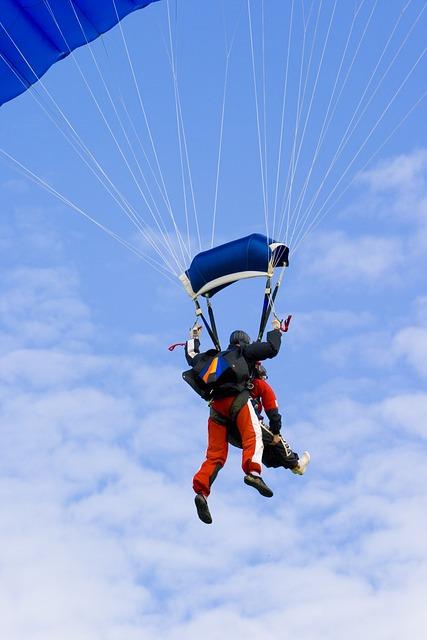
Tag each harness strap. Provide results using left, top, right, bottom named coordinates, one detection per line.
left=209, top=389, right=251, bottom=426
left=209, top=407, right=230, bottom=426
left=194, top=299, right=221, bottom=351
left=230, top=389, right=251, bottom=422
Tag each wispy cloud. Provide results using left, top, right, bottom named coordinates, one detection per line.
left=357, top=149, right=427, bottom=244
left=392, top=326, right=427, bottom=378
left=299, top=230, right=402, bottom=285
left=1, top=154, right=427, bottom=639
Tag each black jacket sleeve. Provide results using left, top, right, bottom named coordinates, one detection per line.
left=266, top=407, right=282, bottom=434
left=242, top=329, right=282, bottom=363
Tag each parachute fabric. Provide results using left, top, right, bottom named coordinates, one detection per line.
left=0, top=0, right=159, bottom=106
left=180, top=233, right=289, bottom=299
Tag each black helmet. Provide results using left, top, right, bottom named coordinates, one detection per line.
left=229, top=330, right=251, bottom=347
left=254, top=362, right=268, bottom=379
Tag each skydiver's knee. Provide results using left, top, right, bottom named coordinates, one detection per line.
left=207, top=452, right=227, bottom=466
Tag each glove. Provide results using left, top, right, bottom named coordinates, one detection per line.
left=272, top=317, right=281, bottom=331
left=189, top=324, right=202, bottom=339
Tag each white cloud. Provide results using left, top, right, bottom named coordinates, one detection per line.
left=1, top=178, right=30, bottom=194
left=357, top=149, right=427, bottom=231
left=413, top=296, right=427, bottom=323
left=289, top=308, right=373, bottom=345
left=359, top=149, right=427, bottom=196
left=1, top=201, right=427, bottom=640
left=392, top=326, right=427, bottom=377
left=1, top=333, right=427, bottom=640
left=300, top=231, right=402, bottom=285
left=0, top=349, right=105, bottom=388
left=130, top=332, right=157, bottom=347
left=377, top=392, right=427, bottom=439
left=0, top=266, right=93, bottom=349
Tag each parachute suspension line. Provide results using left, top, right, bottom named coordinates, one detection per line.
left=247, top=0, right=269, bottom=239
left=194, top=299, right=221, bottom=351
left=206, top=296, right=221, bottom=351
left=291, top=39, right=427, bottom=253
left=281, top=0, right=323, bottom=243
left=281, top=0, right=339, bottom=246
left=267, top=266, right=286, bottom=328
left=165, top=0, right=201, bottom=257
left=43, top=0, right=185, bottom=274
left=277, top=0, right=317, bottom=246
left=101, top=36, right=174, bottom=226
left=0, top=147, right=178, bottom=282
left=166, top=0, right=191, bottom=257
left=165, top=0, right=190, bottom=256
left=322, top=0, right=425, bottom=169
left=293, top=0, right=423, bottom=244
left=211, top=45, right=231, bottom=249
left=171, top=3, right=202, bottom=257
left=261, top=0, right=269, bottom=234
left=286, top=0, right=371, bottom=249
left=113, top=77, right=173, bottom=211
left=290, top=0, right=425, bottom=251
left=272, top=0, right=295, bottom=239
left=211, top=6, right=241, bottom=248
left=111, top=0, right=190, bottom=269
left=62, top=0, right=181, bottom=256
left=256, top=266, right=286, bottom=342
left=0, top=48, right=178, bottom=275
left=286, top=0, right=372, bottom=248
left=257, top=274, right=273, bottom=342
left=0, top=16, right=179, bottom=273
left=292, top=85, right=427, bottom=256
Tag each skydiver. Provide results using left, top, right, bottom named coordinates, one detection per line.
left=185, top=320, right=283, bottom=524
left=227, top=361, right=311, bottom=474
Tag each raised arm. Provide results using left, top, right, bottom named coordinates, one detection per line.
left=185, top=325, right=203, bottom=366
left=243, top=327, right=282, bottom=363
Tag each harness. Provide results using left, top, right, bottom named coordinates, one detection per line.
left=208, top=389, right=251, bottom=426
left=182, top=346, right=251, bottom=401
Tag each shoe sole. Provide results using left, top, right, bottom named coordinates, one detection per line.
left=244, top=475, right=273, bottom=498
left=194, top=494, right=212, bottom=524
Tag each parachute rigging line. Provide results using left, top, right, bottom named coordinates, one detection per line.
left=111, top=0, right=190, bottom=268
left=289, top=0, right=427, bottom=251
left=284, top=0, right=374, bottom=247
left=166, top=0, right=200, bottom=258
left=40, top=0, right=185, bottom=273
left=0, top=47, right=179, bottom=274
left=291, top=40, right=427, bottom=254
left=0, top=146, right=178, bottom=283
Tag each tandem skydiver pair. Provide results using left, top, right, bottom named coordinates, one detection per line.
left=184, top=322, right=310, bottom=525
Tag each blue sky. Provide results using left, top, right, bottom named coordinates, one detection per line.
left=1, top=1, right=427, bottom=638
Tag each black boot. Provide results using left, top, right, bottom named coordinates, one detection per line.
left=194, top=493, right=212, bottom=524
left=244, top=473, right=273, bottom=497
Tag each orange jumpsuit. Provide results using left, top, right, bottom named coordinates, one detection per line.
left=193, top=395, right=264, bottom=496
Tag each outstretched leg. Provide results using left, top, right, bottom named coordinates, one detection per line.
left=193, top=418, right=228, bottom=498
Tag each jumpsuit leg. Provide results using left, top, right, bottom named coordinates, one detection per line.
left=193, top=418, right=228, bottom=497
left=235, top=400, right=264, bottom=475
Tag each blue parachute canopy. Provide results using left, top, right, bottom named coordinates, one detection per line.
left=0, top=0, right=159, bottom=106
left=180, top=233, right=289, bottom=299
